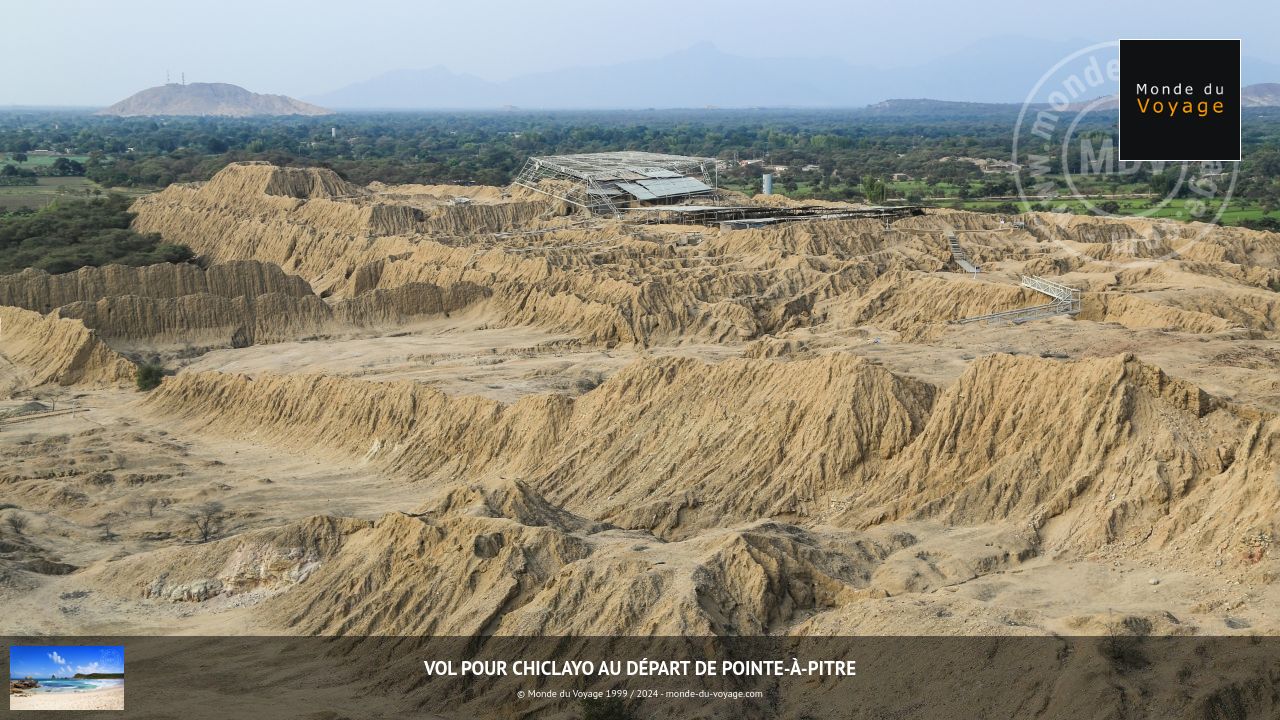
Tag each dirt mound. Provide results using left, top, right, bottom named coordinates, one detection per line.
left=203, top=162, right=361, bottom=200
left=1080, top=293, right=1237, bottom=333
left=824, top=271, right=1041, bottom=340
left=855, top=353, right=1277, bottom=556
left=0, top=306, right=135, bottom=388
left=131, top=165, right=559, bottom=297
left=261, top=482, right=596, bottom=635
left=142, top=354, right=935, bottom=537
left=532, top=354, right=935, bottom=536
left=107, top=481, right=894, bottom=636
left=90, top=515, right=370, bottom=603
left=78, top=479, right=1041, bottom=636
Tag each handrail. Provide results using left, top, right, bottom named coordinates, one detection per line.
left=1020, top=275, right=1076, bottom=302
left=953, top=275, right=1081, bottom=325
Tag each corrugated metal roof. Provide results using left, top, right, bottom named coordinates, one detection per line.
left=616, top=182, right=658, bottom=200
left=636, top=177, right=712, bottom=197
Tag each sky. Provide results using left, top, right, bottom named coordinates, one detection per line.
left=9, top=646, right=125, bottom=678
left=5, top=0, right=1280, bottom=106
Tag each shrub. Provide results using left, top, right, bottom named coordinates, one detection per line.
left=136, top=363, right=164, bottom=391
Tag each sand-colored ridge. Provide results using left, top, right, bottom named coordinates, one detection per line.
left=202, top=161, right=363, bottom=200
left=52, top=280, right=489, bottom=349
left=124, top=163, right=1280, bottom=348
left=0, top=260, right=314, bottom=312
left=0, top=306, right=135, bottom=388
left=853, top=353, right=1277, bottom=557
left=141, top=353, right=936, bottom=537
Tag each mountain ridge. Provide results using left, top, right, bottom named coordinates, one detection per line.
left=309, top=41, right=1280, bottom=109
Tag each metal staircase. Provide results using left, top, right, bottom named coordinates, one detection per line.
left=953, top=275, right=1081, bottom=326
left=948, top=232, right=980, bottom=274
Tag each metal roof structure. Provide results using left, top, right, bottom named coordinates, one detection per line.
left=512, top=151, right=719, bottom=215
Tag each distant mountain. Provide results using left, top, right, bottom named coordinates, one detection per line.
left=310, top=40, right=1280, bottom=110
left=98, top=83, right=330, bottom=117
left=1244, top=83, right=1280, bottom=106
left=310, top=39, right=1106, bottom=109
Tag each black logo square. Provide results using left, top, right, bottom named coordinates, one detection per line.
left=1119, top=39, right=1240, bottom=161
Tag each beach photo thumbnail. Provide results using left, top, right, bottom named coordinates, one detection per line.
left=8, top=645, right=124, bottom=711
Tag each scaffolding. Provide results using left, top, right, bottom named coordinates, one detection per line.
left=625, top=204, right=923, bottom=227
left=512, top=151, right=719, bottom=215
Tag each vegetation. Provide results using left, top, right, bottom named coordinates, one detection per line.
left=0, top=194, right=192, bottom=274
left=1, top=108, right=1278, bottom=226
left=135, top=363, right=165, bottom=392
left=861, top=176, right=888, bottom=204
left=4, top=512, right=29, bottom=536
left=186, top=501, right=226, bottom=543
left=0, top=164, right=38, bottom=186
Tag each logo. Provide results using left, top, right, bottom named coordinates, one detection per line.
left=1119, top=39, right=1241, bottom=162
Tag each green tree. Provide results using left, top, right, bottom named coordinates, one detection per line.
left=861, top=176, right=887, bottom=204
left=50, top=157, right=85, bottom=176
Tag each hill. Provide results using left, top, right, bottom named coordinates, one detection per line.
left=1244, top=82, right=1280, bottom=107
left=97, top=83, right=330, bottom=117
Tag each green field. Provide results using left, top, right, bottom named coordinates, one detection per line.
left=0, top=177, right=150, bottom=211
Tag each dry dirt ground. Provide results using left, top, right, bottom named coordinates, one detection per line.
left=2, top=163, right=1278, bottom=644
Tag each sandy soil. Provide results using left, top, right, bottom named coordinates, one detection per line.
left=9, top=684, right=125, bottom=711
left=1, top=165, right=1277, bottom=644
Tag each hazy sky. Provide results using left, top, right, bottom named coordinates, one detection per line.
left=6, top=0, right=1279, bottom=105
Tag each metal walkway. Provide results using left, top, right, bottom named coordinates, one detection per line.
left=948, top=232, right=980, bottom=274
left=953, top=275, right=1081, bottom=325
